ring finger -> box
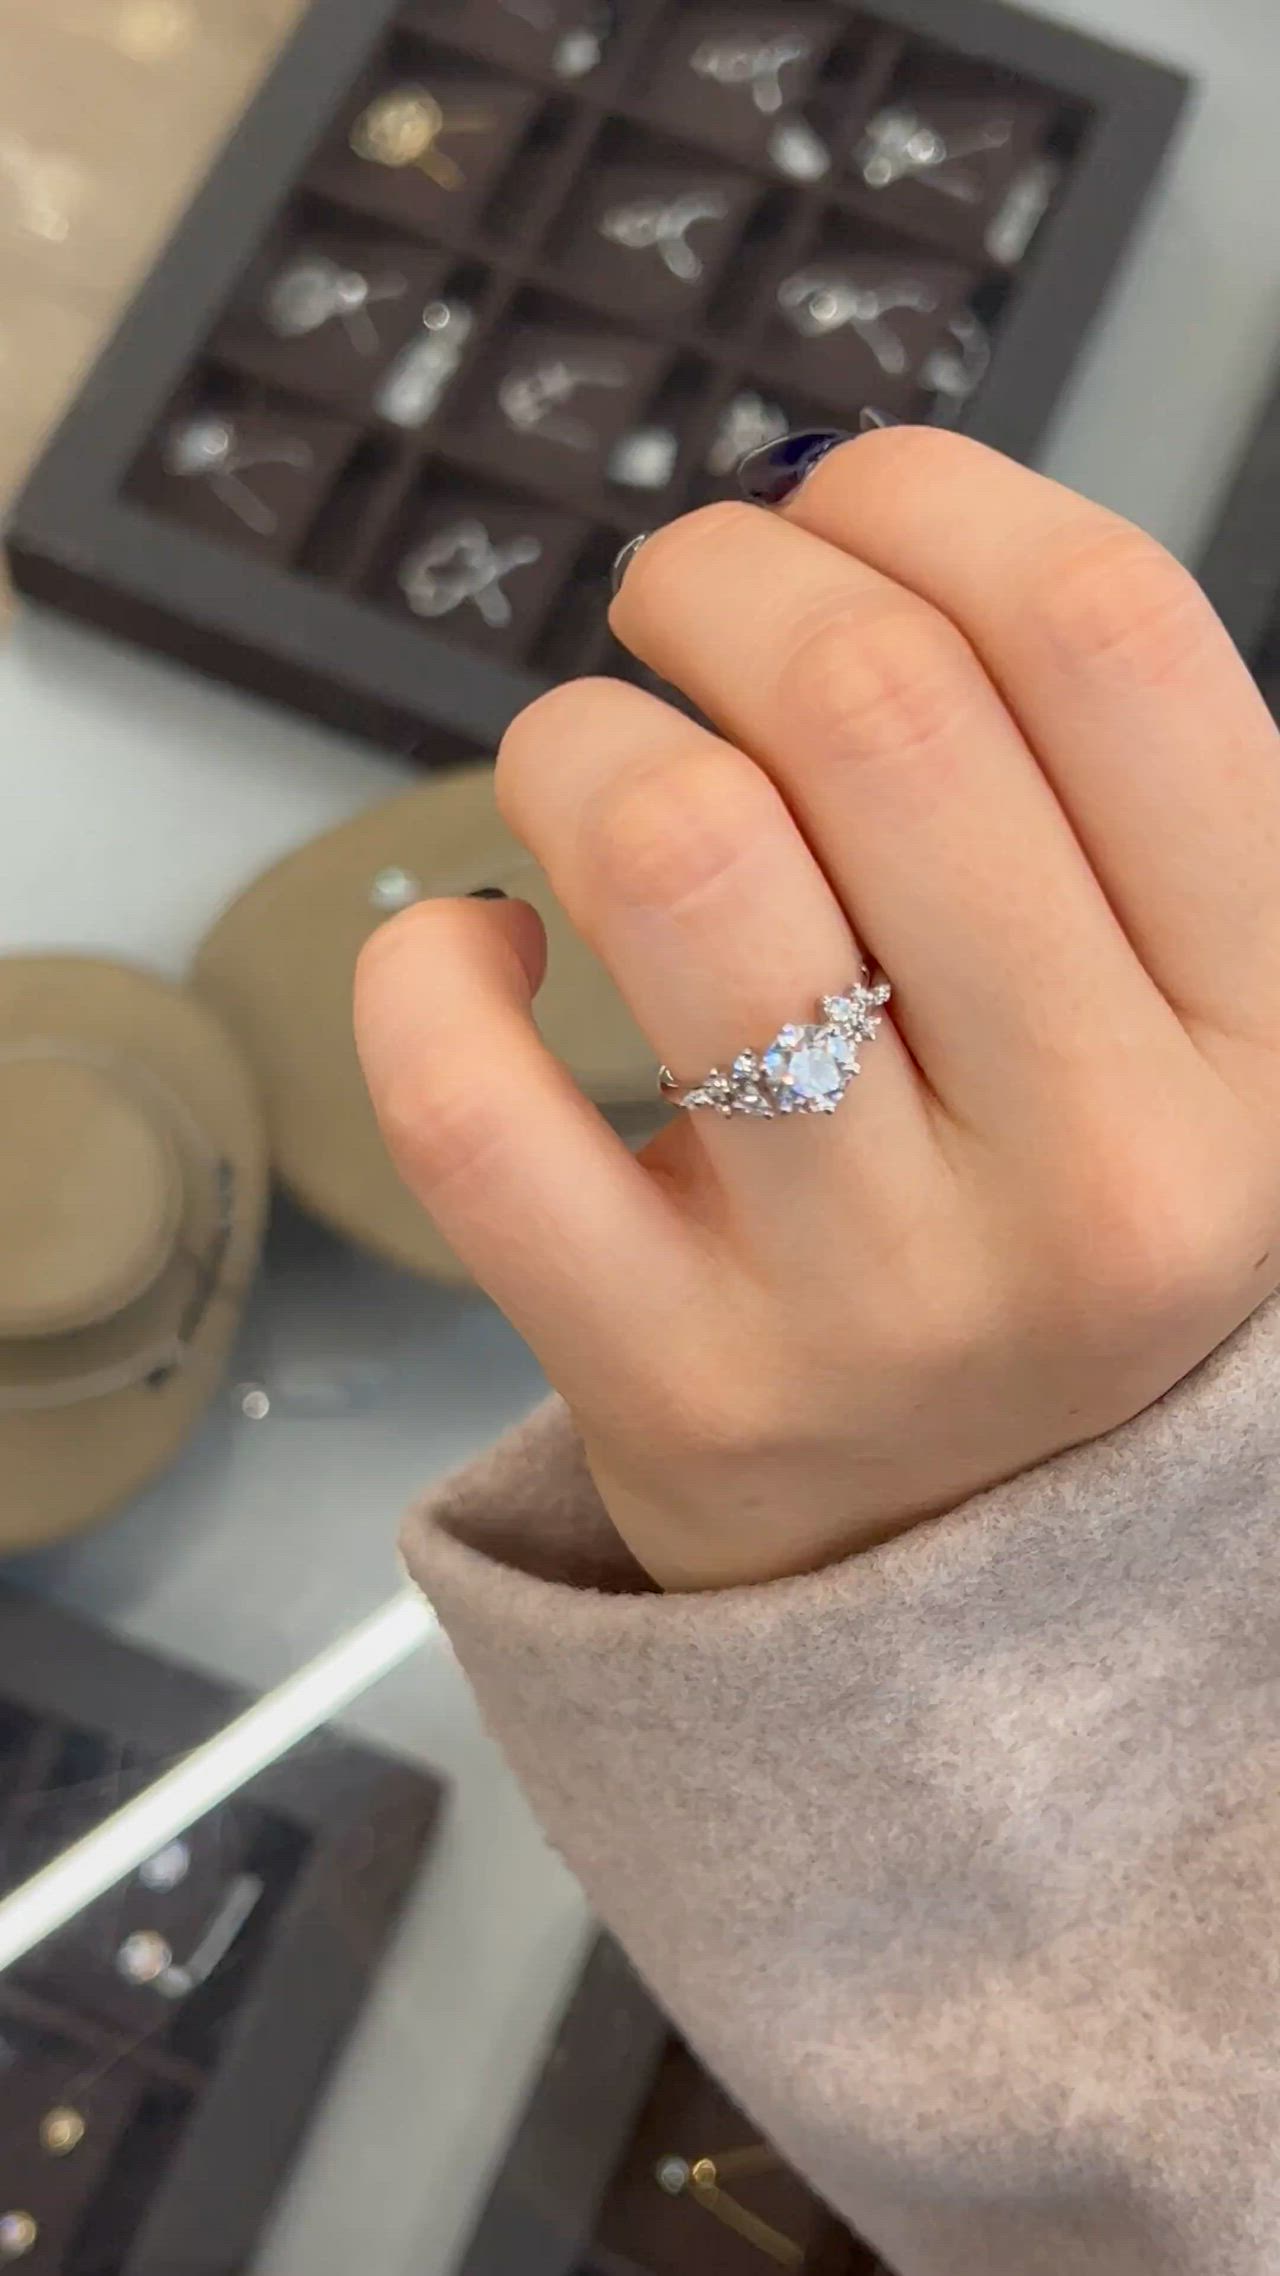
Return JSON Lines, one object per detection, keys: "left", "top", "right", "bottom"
{"left": 496, "top": 677, "right": 930, "bottom": 1195}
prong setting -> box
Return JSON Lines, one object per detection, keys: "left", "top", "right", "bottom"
{"left": 660, "top": 973, "right": 890, "bottom": 1119}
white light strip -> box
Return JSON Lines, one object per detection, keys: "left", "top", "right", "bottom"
{"left": 0, "top": 1589, "right": 438, "bottom": 1977}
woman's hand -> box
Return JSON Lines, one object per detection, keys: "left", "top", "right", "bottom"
{"left": 356, "top": 429, "right": 1280, "bottom": 1591}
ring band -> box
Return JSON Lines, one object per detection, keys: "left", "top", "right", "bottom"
{"left": 659, "top": 972, "right": 891, "bottom": 1119}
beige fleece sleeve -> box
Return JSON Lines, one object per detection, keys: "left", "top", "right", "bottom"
{"left": 404, "top": 1296, "right": 1280, "bottom": 2276}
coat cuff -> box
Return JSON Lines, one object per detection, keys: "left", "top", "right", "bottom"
{"left": 404, "top": 1299, "right": 1280, "bottom": 2276}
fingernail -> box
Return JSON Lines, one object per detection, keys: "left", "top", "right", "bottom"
{"left": 469, "top": 887, "right": 508, "bottom": 901}
{"left": 611, "top": 532, "right": 651, "bottom": 595}
{"left": 737, "top": 428, "right": 847, "bottom": 505}
{"left": 859, "top": 407, "right": 903, "bottom": 432}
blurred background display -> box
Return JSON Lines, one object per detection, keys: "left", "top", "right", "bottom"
{"left": 4, "top": 0, "right": 1187, "bottom": 750}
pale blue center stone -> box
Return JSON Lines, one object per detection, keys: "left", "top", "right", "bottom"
{"left": 763, "top": 1024, "right": 852, "bottom": 1108}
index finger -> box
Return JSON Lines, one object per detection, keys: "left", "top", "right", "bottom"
{"left": 355, "top": 895, "right": 693, "bottom": 1399}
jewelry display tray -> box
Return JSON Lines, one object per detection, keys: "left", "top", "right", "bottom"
{"left": 1198, "top": 365, "right": 1280, "bottom": 725}
{"left": 4, "top": 0, "right": 1188, "bottom": 763}
{"left": 457, "top": 1931, "right": 889, "bottom": 2276}
{"left": 0, "top": 1587, "right": 442, "bottom": 2276}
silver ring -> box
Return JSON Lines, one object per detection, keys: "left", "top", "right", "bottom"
{"left": 659, "top": 972, "right": 891, "bottom": 1118}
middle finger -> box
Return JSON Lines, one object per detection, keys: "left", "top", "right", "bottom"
{"left": 611, "top": 504, "right": 1170, "bottom": 1119}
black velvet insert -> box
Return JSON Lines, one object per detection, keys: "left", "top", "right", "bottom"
{"left": 638, "top": 6, "right": 844, "bottom": 167}
{"left": 0, "top": 1588, "right": 441, "bottom": 2276}
{"left": 760, "top": 229, "right": 980, "bottom": 416}
{"left": 372, "top": 478, "right": 592, "bottom": 658}
{"left": 555, "top": 150, "right": 760, "bottom": 324}
{"left": 455, "top": 318, "right": 671, "bottom": 493}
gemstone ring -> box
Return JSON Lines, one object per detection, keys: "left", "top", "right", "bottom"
{"left": 658, "top": 972, "right": 892, "bottom": 1119}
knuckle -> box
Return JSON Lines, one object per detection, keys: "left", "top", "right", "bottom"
{"left": 659, "top": 1373, "right": 784, "bottom": 1475}
{"left": 1030, "top": 522, "right": 1207, "bottom": 685}
{"left": 354, "top": 901, "right": 413, "bottom": 991}
{"left": 375, "top": 1055, "right": 501, "bottom": 1204}
{"left": 355, "top": 914, "right": 502, "bottom": 1202}
{"left": 496, "top": 676, "right": 618, "bottom": 813}
{"left": 579, "top": 747, "right": 770, "bottom": 915}
{"left": 354, "top": 898, "right": 448, "bottom": 1010}
{"left": 863, "top": 1262, "right": 1000, "bottom": 1393}
{"left": 812, "top": 423, "right": 999, "bottom": 526}
{"left": 619, "top": 500, "right": 757, "bottom": 610}
{"left": 1052, "top": 1142, "right": 1225, "bottom": 1330}
{"left": 780, "top": 595, "right": 977, "bottom": 768}
{"left": 634, "top": 1310, "right": 784, "bottom": 1465}
{"left": 846, "top": 420, "right": 979, "bottom": 488}
{"left": 660, "top": 1381, "right": 746, "bottom": 1464}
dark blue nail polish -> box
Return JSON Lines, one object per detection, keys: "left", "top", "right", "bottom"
{"left": 469, "top": 887, "right": 508, "bottom": 901}
{"left": 737, "top": 428, "right": 848, "bottom": 505}
{"left": 611, "top": 532, "right": 651, "bottom": 595}
{"left": 859, "top": 407, "right": 903, "bottom": 433}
